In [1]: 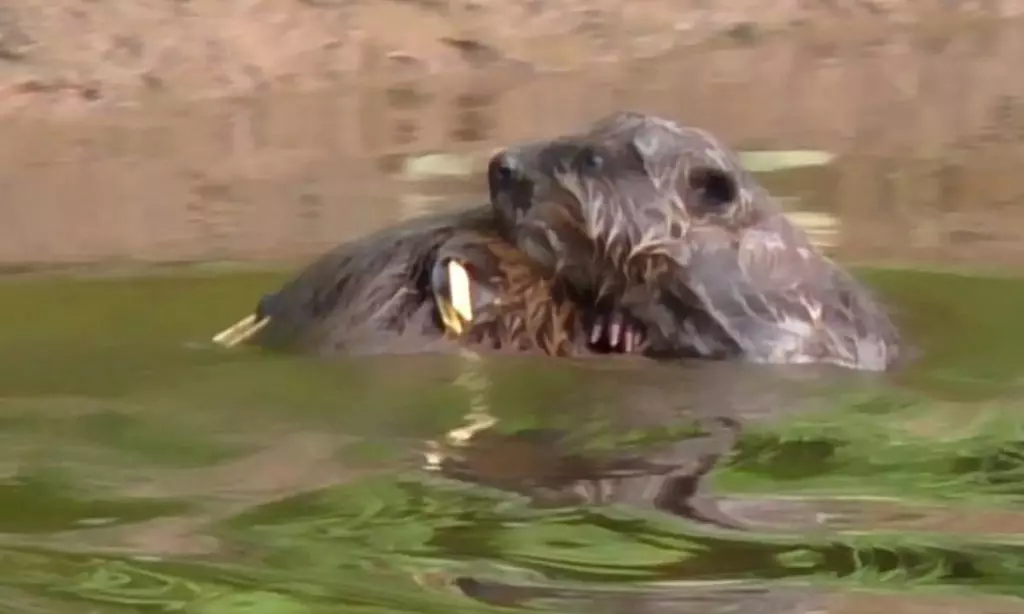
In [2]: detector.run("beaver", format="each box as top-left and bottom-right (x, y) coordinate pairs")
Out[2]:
(211, 205), (600, 357)
(482, 111), (902, 371)
(429, 226), (602, 355)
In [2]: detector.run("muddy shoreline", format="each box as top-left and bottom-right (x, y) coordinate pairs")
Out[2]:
(1, 2), (1021, 117)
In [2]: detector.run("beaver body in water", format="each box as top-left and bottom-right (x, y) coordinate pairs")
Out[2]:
(216, 111), (900, 369)
(482, 111), (902, 371)
(214, 205), (596, 357)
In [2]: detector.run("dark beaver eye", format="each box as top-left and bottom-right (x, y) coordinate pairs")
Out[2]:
(573, 146), (603, 174)
(687, 166), (738, 211)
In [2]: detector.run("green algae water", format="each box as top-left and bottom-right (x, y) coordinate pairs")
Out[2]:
(0, 265), (1023, 613)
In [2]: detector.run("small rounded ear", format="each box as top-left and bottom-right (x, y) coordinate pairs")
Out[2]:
(685, 166), (738, 212)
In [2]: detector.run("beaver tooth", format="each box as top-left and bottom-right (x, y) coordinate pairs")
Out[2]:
(590, 321), (604, 345)
(607, 313), (623, 348)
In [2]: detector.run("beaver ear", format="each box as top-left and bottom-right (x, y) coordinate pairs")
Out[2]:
(683, 165), (738, 213)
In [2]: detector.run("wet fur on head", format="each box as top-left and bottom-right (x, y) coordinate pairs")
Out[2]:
(434, 232), (590, 356)
(488, 111), (903, 371)
(489, 112), (757, 301)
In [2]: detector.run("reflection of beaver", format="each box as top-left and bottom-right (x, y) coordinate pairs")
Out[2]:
(483, 111), (903, 371)
(427, 417), (743, 528)
(212, 205), (598, 357)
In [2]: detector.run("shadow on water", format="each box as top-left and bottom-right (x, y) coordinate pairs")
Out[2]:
(0, 262), (1024, 613)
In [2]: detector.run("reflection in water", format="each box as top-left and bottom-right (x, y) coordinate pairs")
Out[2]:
(426, 417), (742, 527)
(411, 352), (1024, 610)
(420, 349), (866, 532)
(456, 577), (821, 614)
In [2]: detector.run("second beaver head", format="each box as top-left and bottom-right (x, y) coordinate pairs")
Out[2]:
(213, 203), (607, 359)
(486, 111), (902, 371)
(428, 229), (605, 355)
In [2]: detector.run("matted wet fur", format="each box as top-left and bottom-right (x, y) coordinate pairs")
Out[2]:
(432, 229), (592, 355)
(487, 111), (902, 371)
(231, 205), (592, 357)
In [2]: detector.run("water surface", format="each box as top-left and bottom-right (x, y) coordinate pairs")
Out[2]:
(2, 264), (1024, 613)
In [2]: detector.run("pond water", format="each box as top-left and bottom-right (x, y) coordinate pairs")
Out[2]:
(1, 261), (1024, 613)
(2, 14), (1024, 612)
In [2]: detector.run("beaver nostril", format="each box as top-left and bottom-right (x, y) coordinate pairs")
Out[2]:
(256, 292), (281, 320)
(488, 152), (520, 189)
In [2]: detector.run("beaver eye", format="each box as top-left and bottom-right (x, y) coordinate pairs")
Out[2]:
(573, 146), (603, 174)
(687, 166), (738, 212)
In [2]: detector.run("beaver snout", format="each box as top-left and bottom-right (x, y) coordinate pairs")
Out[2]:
(487, 149), (535, 228)
(487, 150), (521, 190)
(255, 292), (282, 321)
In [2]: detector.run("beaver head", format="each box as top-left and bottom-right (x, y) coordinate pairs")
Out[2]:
(487, 111), (902, 371)
(487, 112), (759, 297)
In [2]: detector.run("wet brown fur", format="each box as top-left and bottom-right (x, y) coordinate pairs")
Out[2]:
(488, 111), (903, 371)
(434, 230), (588, 356)
(246, 205), (589, 357)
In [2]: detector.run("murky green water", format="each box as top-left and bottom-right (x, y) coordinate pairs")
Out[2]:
(1, 265), (1023, 613)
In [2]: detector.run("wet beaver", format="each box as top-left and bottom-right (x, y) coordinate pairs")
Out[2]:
(212, 205), (597, 357)
(482, 111), (902, 371)
(430, 227), (599, 355)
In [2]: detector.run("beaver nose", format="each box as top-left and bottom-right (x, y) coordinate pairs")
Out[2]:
(487, 151), (521, 190)
(255, 292), (281, 320)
